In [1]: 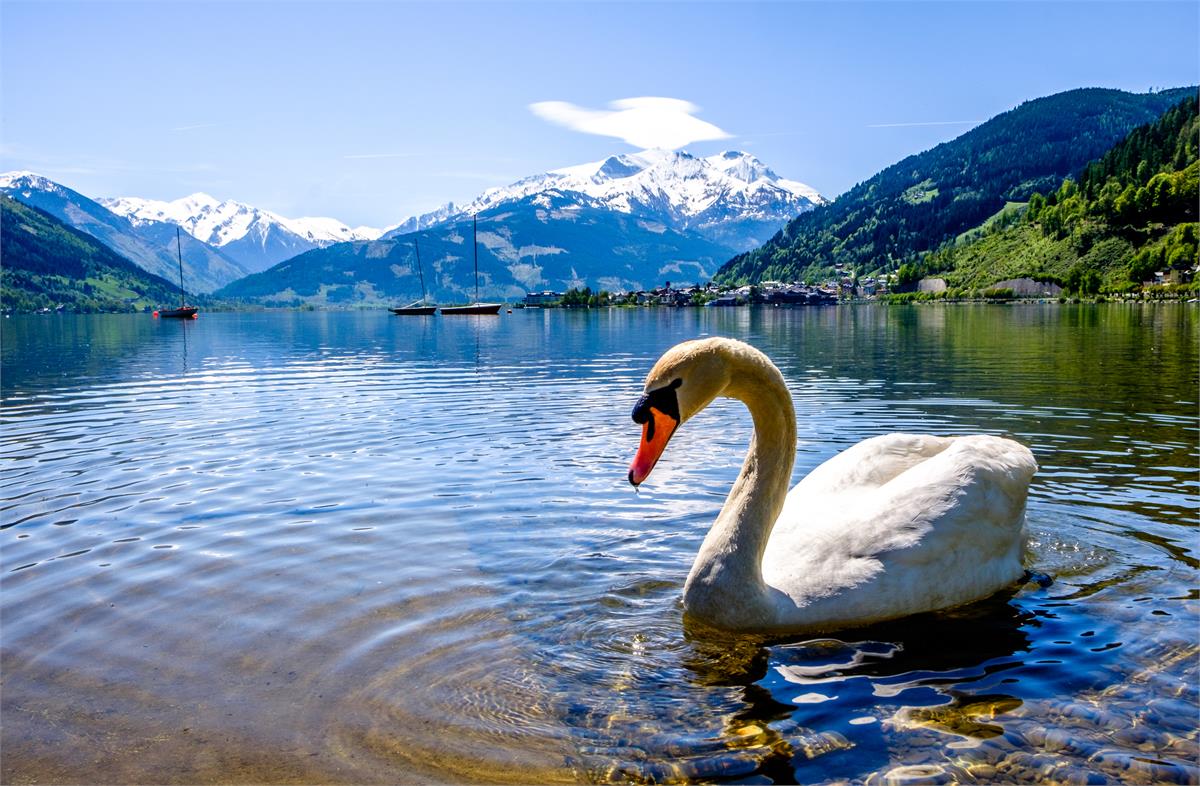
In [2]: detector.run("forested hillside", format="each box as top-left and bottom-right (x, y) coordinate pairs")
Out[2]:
(1, 196), (185, 312)
(0, 173), (248, 293)
(716, 87), (1195, 285)
(922, 93), (1197, 293)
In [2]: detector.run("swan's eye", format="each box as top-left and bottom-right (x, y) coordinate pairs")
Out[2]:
(631, 379), (683, 439)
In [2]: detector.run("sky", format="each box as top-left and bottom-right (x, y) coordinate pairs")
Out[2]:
(2, 1), (1197, 229)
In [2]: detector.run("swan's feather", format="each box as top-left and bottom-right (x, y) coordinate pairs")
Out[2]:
(762, 434), (1036, 631)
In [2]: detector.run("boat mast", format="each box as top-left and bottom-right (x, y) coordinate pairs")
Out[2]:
(473, 214), (480, 304)
(414, 237), (428, 304)
(175, 226), (186, 307)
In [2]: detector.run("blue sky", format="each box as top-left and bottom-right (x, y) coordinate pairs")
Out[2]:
(3, 1), (1197, 228)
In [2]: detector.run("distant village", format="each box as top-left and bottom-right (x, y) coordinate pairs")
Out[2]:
(522, 271), (901, 309)
(522, 264), (1197, 308)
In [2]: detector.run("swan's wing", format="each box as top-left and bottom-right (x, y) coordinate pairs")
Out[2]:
(858, 435), (1037, 562)
(771, 434), (955, 548)
(790, 433), (955, 498)
(765, 435), (1036, 620)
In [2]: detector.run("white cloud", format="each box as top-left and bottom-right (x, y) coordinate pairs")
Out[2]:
(529, 97), (730, 150)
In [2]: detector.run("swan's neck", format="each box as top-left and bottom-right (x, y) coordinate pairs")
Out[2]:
(683, 359), (796, 626)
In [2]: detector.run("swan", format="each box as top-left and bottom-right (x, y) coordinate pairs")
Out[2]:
(628, 337), (1037, 634)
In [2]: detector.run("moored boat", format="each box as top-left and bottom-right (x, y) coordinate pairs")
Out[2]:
(391, 238), (438, 316)
(441, 215), (501, 315)
(440, 303), (502, 315)
(390, 304), (438, 315)
(155, 227), (199, 319)
(156, 306), (199, 319)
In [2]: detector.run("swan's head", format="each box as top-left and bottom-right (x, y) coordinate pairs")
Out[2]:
(628, 338), (737, 486)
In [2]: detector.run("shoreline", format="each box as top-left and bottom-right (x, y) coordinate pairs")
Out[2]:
(7, 297), (1199, 317)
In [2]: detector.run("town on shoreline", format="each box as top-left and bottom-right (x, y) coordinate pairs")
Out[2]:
(517, 268), (1198, 310)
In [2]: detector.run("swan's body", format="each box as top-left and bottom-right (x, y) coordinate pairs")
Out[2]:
(628, 337), (1036, 634)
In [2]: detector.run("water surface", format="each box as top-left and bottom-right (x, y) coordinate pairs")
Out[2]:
(2, 305), (1197, 784)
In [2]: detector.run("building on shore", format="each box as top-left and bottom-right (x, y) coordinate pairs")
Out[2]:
(523, 291), (563, 307)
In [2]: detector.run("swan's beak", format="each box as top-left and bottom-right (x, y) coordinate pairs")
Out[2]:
(629, 407), (678, 486)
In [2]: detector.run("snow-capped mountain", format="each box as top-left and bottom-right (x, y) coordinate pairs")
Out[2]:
(2, 149), (823, 303)
(100, 193), (382, 274)
(219, 190), (737, 306)
(387, 149), (825, 251)
(1, 171), (250, 292)
(1, 170), (64, 199)
(384, 202), (462, 237)
(222, 151), (827, 308)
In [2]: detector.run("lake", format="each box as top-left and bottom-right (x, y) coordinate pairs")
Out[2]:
(2, 304), (1196, 784)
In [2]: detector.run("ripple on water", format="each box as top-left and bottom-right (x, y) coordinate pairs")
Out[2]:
(1, 307), (1197, 784)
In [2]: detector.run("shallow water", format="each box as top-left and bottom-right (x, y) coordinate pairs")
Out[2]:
(2, 304), (1196, 784)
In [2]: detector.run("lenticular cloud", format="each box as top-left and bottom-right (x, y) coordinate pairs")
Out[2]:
(529, 97), (730, 150)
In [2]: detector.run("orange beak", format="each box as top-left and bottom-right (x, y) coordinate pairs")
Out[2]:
(628, 407), (678, 486)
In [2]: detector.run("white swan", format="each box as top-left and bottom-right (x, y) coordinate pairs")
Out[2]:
(628, 337), (1037, 634)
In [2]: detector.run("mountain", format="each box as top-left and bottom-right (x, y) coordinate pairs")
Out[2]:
(216, 191), (734, 306)
(717, 86), (1197, 284)
(1, 195), (186, 313)
(0, 172), (248, 293)
(218, 148), (822, 306)
(386, 149), (825, 252)
(919, 92), (1198, 294)
(384, 202), (463, 237)
(100, 192), (382, 274)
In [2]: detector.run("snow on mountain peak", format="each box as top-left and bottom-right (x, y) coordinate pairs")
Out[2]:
(0, 170), (42, 184)
(386, 148), (825, 252)
(182, 191), (221, 205)
(595, 154), (646, 181)
(0, 170), (64, 194)
(706, 151), (774, 182)
(287, 215), (384, 243)
(459, 148), (825, 225)
(99, 193), (381, 248)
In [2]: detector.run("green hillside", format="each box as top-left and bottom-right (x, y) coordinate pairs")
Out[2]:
(925, 93), (1198, 294)
(0, 173), (248, 293)
(716, 87), (1196, 285)
(1, 195), (185, 313)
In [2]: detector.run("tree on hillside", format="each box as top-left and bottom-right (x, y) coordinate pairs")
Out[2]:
(716, 87), (1196, 285)
(924, 91), (1198, 293)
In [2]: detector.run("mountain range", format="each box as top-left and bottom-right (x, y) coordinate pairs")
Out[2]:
(2, 148), (822, 305)
(0, 171), (249, 294)
(388, 149), (825, 251)
(218, 149), (824, 306)
(100, 192), (383, 273)
(217, 190), (739, 306)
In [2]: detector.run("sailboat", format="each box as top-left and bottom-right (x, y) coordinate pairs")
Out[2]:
(154, 227), (199, 319)
(390, 237), (437, 315)
(440, 214), (502, 315)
